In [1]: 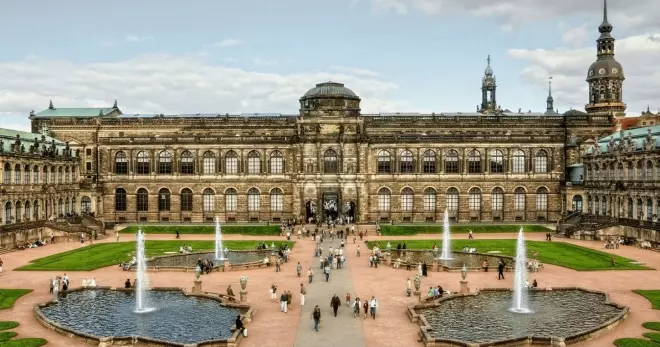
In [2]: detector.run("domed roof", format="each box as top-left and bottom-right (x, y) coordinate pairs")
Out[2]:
(301, 82), (359, 99)
(587, 59), (624, 81)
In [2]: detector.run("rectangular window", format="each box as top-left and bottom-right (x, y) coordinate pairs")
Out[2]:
(377, 194), (390, 211)
(536, 194), (548, 211)
(248, 157), (261, 174)
(468, 194), (481, 210)
(400, 195), (413, 211)
(136, 158), (150, 175)
(33, 170), (39, 184)
(225, 194), (237, 211)
(445, 159), (459, 174)
(423, 158), (436, 174)
(248, 194), (260, 212)
(492, 193), (503, 211)
(14, 170), (21, 184)
(225, 157), (238, 174)
(57, 170), (62, 184)
(203, 194), (214, 212)
(514, 194), (525, 211)
(86, 148), (92, 156)
(25, 170), (30, 184)
(270, 194), (283, 212)
(3, 170), (10, 185)
(86, 162), (92, 171)
(446, 194), (458, 211)
(490, 158), (504, 173)
(512, 158), (525, 173)
(270, 157), (283, 174)
(203, 157), (216, 175)
(423, 194), (436, 211)
(158, 158), (172, 174)
(534, 158), (548, 173)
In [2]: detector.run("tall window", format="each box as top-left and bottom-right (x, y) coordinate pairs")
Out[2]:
(270, 151), (284, 174)
(225, 151), (238, 174)
(115, 151), (128, 175)
(445, 150), (459, 173)
(24, 201), (31, 220)
(468, 187), (481, 211)
(24, 165), (30, 184)
(4, 202), (11, 224)
(616, 163), (624, 180)
(423, 187), (436, 211)
(15, 201), (22, 222)
(136, 151), (150, 174)
(400, 150), (414, 173)
(14, 164), (21, 184)
(446, 188), (459, 211)
(422, 150), (436, 173)
(270, 188), (283, 212)
(33, 165), (39, 184)
(512, 150), (526, 173)
(324, 149), (338, 173)
(158, 151), (173, 174)
(636, 161), (644, 180)
(534, 150), (548, 173)
(514, 187), (526, 211)
(647, 161), (654, 180)
(225, 188), (237, 211)
(64, 198), (69, 214)
(137, 188), (149, 211)
(50, 166), (55, 183)
(158, 188), (171, 211)
(400, 187), (413, 211)
(202, 151), (216, 175)
(602, 163), (608, 181)
(57, 199), (63, 216)
(376, 150), (391, 174)
(377, 187), (391, 211)
(627, 162), (634, 180)
(602, 197), (607, 216)
(180, 150), (194, 174)
(180, 188), (193, 212)
(202, 188), (215, 212)
(490, 150), (504, 173)
(115, 188), (127, 211)
(3, 163), (10, 185)
(81, 196), (92, 214)
(247, 151), (261, 174)
(491, 187), (504, 211)
(247, 188), (260, 212)
(608, 163), (615, 180)
(34, 199), (39, 219)
(467, 150), (481, 173)
(57, 167), (62, 184)
(43, 167), (48, 184)
(536, 187), (548, 211)
(65, 167), (70, 183)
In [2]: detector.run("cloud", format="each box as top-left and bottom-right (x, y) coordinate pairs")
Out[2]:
(559, 22), (589, 48)
(125, 34), (154, 43)
(509, 33), (660, 113)
(330, 66), (382, 78)
(0, 54), (409, 119)
(205, 39), (243, 48)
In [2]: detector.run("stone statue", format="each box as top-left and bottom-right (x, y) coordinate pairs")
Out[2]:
(386, 242), (391, 252)
(413, 273), (421, 292)
(417, 262), (422, 276)
(240, 274), (247, 291)
(52, 278), (60, 301)
(461, 264), (468, 281)
(195, 265), (201, 280)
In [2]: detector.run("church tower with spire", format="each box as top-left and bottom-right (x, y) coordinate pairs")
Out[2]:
(479, 55), (497, 114)
(585, 0), (626, 118)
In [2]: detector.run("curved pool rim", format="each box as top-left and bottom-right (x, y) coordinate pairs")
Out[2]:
(133, 250), (274, 272)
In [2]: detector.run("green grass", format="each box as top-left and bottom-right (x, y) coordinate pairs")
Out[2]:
(644, 322), (660, 331)
(120, 225), (280, 235)
(644, 333), (660, 344)
(17, 240), (294, 271)
(0, 332), (18, 342)
(0, 323), (17, 332)
(614, 338), (660, 347)
(0, 322), (47, 347)
(365, 239), (649, 271)
(380, 224), (552, 236)
(636, 291), (660, 310)
(0, 290), (31, 310)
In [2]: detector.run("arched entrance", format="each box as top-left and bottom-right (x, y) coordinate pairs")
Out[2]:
(305, 200), (317, 224)
(344, 201), (356, 223)
(323, 193), (339, 222)
(572, 195), (583, 212)
(81, 196), (92, 214)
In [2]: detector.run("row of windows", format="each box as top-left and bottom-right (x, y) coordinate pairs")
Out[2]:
(587, 196), (659, 221)
(2, 163), (78, 185)
(586, 160), (660, 181)
(2, 197), (92, 224)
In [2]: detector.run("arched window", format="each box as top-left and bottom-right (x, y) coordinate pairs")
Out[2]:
(422, 150), (436, 173)
(270, 188), (283, 212)
(377, 187), (391, 211)
(637, 198), (644, 219)
(648, 198), (654, 221)
(158, 151), (173, 174)
(136, 151), (150, 174)
(446, 187), (459, 211)
(50, 166), (55, 184)
(33, 165), (39, 184)
(400, 150), (414, 173)
(637, 161), (645, 180)
(33, 199), (39, 219)
(492, 187), (504, 211)
(601, 163), (608, 180)
(423, 187), (436, 211)
(15, 201), (22, 222)
(400, 187), (413, 211)
(137, 188), (149, 211)
(225, 188), (237, 211)
(64, 198), (70, 214)
(43, 166), (48, 184)
(247, 151), (261, 174)
(572, 195), (583, 212)
(179, 150), (194, 174)
(324, 149), (338, 173)
(4, 202), (11, 224)
(602, 196), (607, 216)
(247, 188), (260, 212)
(647, 161), (654, 180)
(468, 187), (481, 210)
(445, 150), (459, 173)
(534, 150), (549, 173)
(514, 187), (526, 211)
(57, 198), (63, 216)
(57, 167), (62, 184)
(627, 162), (634, 180)
(202, 151), (216, 175)
(24, 165), (30, 184)
(490, 150), (504, 173)
(616, 163), (624, 180)
(14, 164), (21, 184)
(24, 202), (31, 221)
(81, 196), (92, 214)
(202, 188), (215, 212)
(65, 167), (70, 183)
(512, 150), (526, 173)
(376, 150), (391, 174)
(225, 151), (238, 174)
(115, 151), (128, 175)
(468, 150), (481, 173)
(71, 196), (76, 214)
(115, 188), (127, 211)
(71, 166), (77, 183)
(608, 163), (615, 181)
(536, 187), (548, 212)
(158, 188), (171, 211)
(270, 151), (284, 174)
(3, 163), (10, 185)
(180, 188), (193, 212)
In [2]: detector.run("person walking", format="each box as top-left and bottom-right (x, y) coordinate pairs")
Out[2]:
(307, 268), (314, 284)
(270, 284), (278, 302)
(324, 264), (331, 282)
(498, 260), (505, 280)
(362, 299), (369, 319)
(300, 283), (306, 306)
(0, 258), (3, 275)
(345, 292), (351, 307)
(352, 297), (361, 318)
(369, 296), (379, 319)
(296, 262), (302, 278)
(312, 305), (321, 332)
(330, 294), (341, 317)
(280, 291), (288, 313)
(469, 229), (473, 239)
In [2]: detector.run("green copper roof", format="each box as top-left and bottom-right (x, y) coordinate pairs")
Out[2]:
(33, 107), (118, 118)
(0, 128), (76, 157)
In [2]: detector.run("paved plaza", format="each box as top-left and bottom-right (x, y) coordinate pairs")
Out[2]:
(1, 226), (659, 346)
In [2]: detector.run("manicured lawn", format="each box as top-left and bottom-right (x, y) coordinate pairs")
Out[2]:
(0, 321), (47, 347)
(636, 291), (660, 309)
(380, 224), (552, 236)
(365, 239), (649, 271)
(644, 322), (660, 331)
(0, 290), (32, 310)
(0, 323), (17, 331)
(120, 225), (280, 235)
(644, 333), (660, 344)
(17, 240), (294, 271)
(614, 338), (660, 347)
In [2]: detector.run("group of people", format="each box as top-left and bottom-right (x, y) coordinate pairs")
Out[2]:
(178, 245), (194, 253)
(49, 273), (70, 293)
(605, 237), (623, 249)
(196, 258), (215, 274)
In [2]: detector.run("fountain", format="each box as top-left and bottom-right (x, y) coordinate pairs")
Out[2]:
(215, 216), (225, 261)
(510, 227), (531, 314)
(439, 209), (453, 260)
(135, 228), (153, 313)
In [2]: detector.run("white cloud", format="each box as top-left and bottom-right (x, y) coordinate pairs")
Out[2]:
(0, 55), (409, 118)
(205, 39), (243, 48)
(559, 22), (589, 48)
(125, 34), (154, 43)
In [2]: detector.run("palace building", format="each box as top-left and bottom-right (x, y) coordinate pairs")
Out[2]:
(20, 1), (621, 226)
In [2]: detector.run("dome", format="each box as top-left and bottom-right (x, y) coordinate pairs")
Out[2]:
(586, 59), (624, 81)
(301, 82), (359, 99)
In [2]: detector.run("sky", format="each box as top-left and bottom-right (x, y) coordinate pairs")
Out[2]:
(1, 0), (660, 132)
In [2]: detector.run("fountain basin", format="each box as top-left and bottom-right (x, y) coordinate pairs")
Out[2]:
(134, 250), (272, 272)
(389, 250), (515, 271)
(408, 288), (628, 347)
(35, 287), (254, 347)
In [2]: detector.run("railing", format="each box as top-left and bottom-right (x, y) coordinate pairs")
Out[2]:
(564, 215), (660, 236)
(0, 220), (46, 234)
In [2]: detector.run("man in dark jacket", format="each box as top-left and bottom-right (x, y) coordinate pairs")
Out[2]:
(498, 260), (505, 280)
(330, 294), (341, 317)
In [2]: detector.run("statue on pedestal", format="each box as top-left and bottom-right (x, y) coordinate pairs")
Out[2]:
(461, 264), (468, 281)
(413, 273), (421, 294)
(240, 274), (247, 291)
(195, 265), (201, 281)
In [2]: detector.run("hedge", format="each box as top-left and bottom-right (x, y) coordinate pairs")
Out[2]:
(379, 224), (552, 236)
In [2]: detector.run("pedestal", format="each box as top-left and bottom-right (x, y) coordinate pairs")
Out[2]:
(224, 261), (232, 272)
(413, 290), (421, 302)
(384, 253), (392, 266)
(460, 280), (469, 293)
(240, 290), (247, 302)
(192, 280), (203, 293)
(431, 261), (439, 272)
(268, 253), (277, 266)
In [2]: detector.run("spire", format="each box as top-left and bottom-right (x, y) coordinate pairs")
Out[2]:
(546, 76), (555, 114)
(484, 55), (493, 76)
(113, 99), (118, 109)
(598, 0), (613, 36)
(48, 100), (54, 110)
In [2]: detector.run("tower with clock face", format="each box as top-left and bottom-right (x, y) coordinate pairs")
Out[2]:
(585, 0), (626, 118)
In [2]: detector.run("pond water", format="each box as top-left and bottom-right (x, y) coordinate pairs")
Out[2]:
(390, 250), (514, 269)
(147, 251), (269, 268)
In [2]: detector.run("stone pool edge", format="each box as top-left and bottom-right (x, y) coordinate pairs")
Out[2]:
(133, 250), (275, 273)
(406, 287), (629, 347)
(34, 286), (255, 347)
